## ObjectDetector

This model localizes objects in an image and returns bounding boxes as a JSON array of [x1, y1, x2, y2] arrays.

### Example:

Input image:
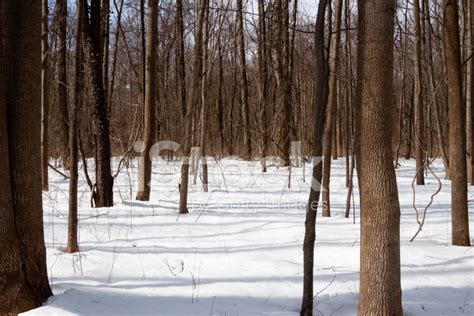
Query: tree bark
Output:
[[2, 0, 53, 308], [237, 0, 252, 160], [414, 0, 425, 185], [322, 0, 343, 217], [66, 0, 85, 254], [136, 0, 158, 201], [300, 0, 329, 314], [444, 0, 471, 246], [58, 0, 70, 168], [83, 0, 114, 207], [467, 0, 474, 185], [356, 0, 403, 314], [179, 0, 207, 214], [41, 0, 50, 191], [257, 0, 268, 172]]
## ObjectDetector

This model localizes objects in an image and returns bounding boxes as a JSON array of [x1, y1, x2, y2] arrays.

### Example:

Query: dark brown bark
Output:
[[0, 2, 43, 313], [356, 0, 402, 314], [41, 0, 50, 191], [444, 0, 471, 246], [2, 0, 53, 309], [83, 0, 114, 207], [136, 0, 158, 201], [414, 0, 425, 185], [58, 0, 70, 167], [468, 0, 474, 185], [300, 0, 329, 314]]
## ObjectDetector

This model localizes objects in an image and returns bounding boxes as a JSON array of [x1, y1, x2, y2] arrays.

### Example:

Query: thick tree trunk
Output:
[[321, 0, 343, 217], [58, 0, 70, 167], [444, 0, 471, 246], [41, 0, 50, 191], [0, 2, 45, 313], [468, 0, 474, 185], [66, 0, 85, 254], [83, 0, 114, 207], [136, 0, 158, 201], [237, 0, 252, 160], [356, 0, 403, 314], [300, 0, 329, 314], [2, 0, 53, 308]]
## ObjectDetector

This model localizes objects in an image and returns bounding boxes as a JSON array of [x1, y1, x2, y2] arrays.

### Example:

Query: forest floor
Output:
[[24, 158, 473, 316]]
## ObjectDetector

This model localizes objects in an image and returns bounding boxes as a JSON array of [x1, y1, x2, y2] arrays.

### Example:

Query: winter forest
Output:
[[0, 0, 473, 315]]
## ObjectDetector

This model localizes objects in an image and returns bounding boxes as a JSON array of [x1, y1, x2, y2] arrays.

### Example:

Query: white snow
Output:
[[23, 158, 474, 315]]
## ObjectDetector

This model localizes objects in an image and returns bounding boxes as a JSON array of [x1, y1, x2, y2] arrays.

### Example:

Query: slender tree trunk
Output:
[[136, 0, 158, 201], [258, 0, 268, 172], [356, 1, 403, 314], [179, 0, 207, 214], [199, 3, 210, 193], [101, 0, 110, 103], [41, 0, 50, 191], [66, 0, 84, 254], [322, 0, 343, 217], [444, 0, 471, 246], [414, 0, 425, 185], [3, 0, 53, 306], [300, 0, 329, 314], [58, 0, 70, 168], [83, 0, 114, 207], [237, 0, 252, 160], [425, 0, 450, 179]]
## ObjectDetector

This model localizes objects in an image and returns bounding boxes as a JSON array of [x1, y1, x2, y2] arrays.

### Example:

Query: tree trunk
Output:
[[179, 0, 207, 214], [321, 0, 343, 217], [356, 0, 403, 314], [41, 0, 50, 191], [199, 3, 210, 193], [66, 0, 85, 254], [83, 0, 114, 207], [257, 0, 268, 172], [136, 0, 158, 201], [414, 0, 425, 185], [58, 0, 70, 168], [2, 0, 53, 309], [237, 0, 252, 160], [444, 0, 471, 246], [300, 0, 329, 314], [468, 0, 474, 185]]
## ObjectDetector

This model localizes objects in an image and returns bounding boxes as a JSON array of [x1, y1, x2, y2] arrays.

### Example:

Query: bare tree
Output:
[[414, 0, 425, 185], [321, 0, 343, 217], [179, 0, 208, 214], [301, 0, 329, 314], [58, 0, 70, 167], [237, 0, 252, 160], [66, 0, 85, 254], [82, 0, 114, 207], [444, 0, 471, 246], [136, 0, 159, 201]]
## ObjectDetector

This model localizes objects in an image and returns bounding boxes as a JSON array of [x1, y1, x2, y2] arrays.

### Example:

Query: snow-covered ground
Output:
[[24, 158, 473, 315]]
